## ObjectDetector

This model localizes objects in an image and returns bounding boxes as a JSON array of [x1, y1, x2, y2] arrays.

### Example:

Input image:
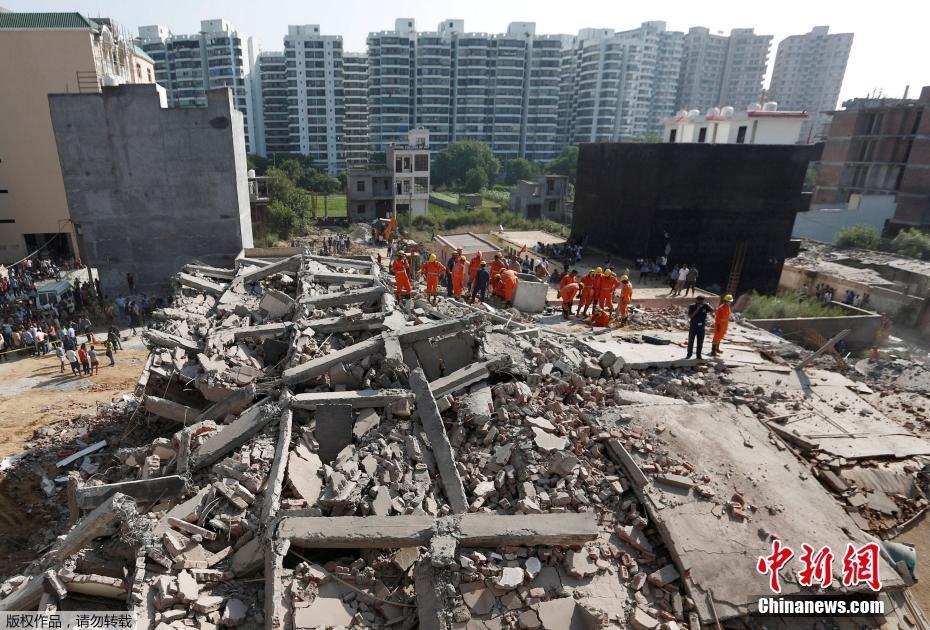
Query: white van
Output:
[[36, 281, 74, 311]]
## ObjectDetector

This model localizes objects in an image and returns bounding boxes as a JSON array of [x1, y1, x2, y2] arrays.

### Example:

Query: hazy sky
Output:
[[8, 0, 927, 104]]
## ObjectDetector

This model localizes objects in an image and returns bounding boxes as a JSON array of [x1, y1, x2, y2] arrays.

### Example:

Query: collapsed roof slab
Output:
[[279, 516, 435, 549], [611, 402, 904, 622], [304, 313, 386, 334], [290, 389, 414, 410], [307, 271, 378, 286], [298, 286, 385, 309], [282, 336, 385, 386], [238, 254, 302, 284], [176, 272, 227, 296]]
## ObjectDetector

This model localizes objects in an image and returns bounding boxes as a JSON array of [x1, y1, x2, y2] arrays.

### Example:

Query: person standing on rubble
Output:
[[391, 251, 413, 301], [558, 269, 577, 302], [598, 268, 621, 314], [445, 248, 461, 297], [488, 252, 506, 297], [617, 275, 633, 326], [577, 268, 599, 317], [418, 254, 444, 305], [685, 266, 699, 296], [451, 256, 467, 299], [470, 260, 490, 304], [560, 275, 580, 319], [711, 294, 733, 357], [467, 251, 483, 292], [685, 295, 713, 360]]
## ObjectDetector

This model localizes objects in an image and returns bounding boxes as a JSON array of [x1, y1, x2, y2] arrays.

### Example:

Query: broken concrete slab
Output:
[[395, 314, 482, 344], [259, 289, 296, 318], [605, 439, 648, 489], [190, 400, 275, 470], [353, 408, 380, 440], [291, 389, 414, 410], [308, 271, 378, 285], [457, 513, 598, 547], [293, 597, 354, 629], [239, 254, 301, 284], [299, 286, 385, 309], [195, 383, 257, 423], [287, 451, 323, 504], [410, 369, 469, 514], [143, 395, 201, 425], [305, 312, 386, 334], [429, 356, 511, 399], [260, 407, 293, 525], [315, 404, 353, 464], [176, 272, 227, 296], [143, 329, 200, 353], [282, 336, 385, 386], [228, 322, 290, 341], [279, 516, 435, 548], [230, 536, 263, 577], [74, 475, 187, 510], [414, 561, 449, 630]]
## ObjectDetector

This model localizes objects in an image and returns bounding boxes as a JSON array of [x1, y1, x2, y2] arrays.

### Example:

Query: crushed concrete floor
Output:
[[1, 251, 930, 628]]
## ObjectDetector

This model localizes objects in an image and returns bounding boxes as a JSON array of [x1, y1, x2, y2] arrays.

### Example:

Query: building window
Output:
[[736, 126, 747, 144], [356, 180, 366, 192], [414, 154, 428, 171], [546, 179, 555, 194], [697, 127, 707, 143], [668, 129, 677, 142], [547, 199, 557, 213], [357, 204, 366, 215], [395, 157, 403, 173]]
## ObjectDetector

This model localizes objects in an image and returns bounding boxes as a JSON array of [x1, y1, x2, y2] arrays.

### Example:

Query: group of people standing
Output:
[[390, 248, 519, 307], [556, 267, 634, 327]]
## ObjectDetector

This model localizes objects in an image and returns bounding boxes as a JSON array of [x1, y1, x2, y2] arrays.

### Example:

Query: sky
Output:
[[7, 0, 928, 104]]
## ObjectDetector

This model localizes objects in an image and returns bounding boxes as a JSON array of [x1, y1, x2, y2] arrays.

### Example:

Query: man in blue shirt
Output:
[[470, 261, 490, 304], [685, 295, 713, 360]]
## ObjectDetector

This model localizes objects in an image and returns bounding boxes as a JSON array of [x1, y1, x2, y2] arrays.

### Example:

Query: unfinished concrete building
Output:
[[572, 142, 821, 294], [48, 84, 253, 297]]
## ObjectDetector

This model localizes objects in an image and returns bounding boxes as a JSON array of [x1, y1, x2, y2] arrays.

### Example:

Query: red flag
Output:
[[519, 245, 527, 255]]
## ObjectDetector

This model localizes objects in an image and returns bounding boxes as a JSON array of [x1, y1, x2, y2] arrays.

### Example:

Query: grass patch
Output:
[[744, 292, 849, 319], [430, 191, 458, 204], [310, 194, 347, 217]]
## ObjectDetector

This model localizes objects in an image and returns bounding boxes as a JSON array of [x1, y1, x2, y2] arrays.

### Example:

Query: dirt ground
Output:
[[0, 342, 149, 458], [894, 512, 930, 614]]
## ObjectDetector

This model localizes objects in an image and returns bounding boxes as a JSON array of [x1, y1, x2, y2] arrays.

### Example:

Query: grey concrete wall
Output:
[[748, 303, 882, 351], [792, 196, 896, 243], [49, 85, 253, 298]]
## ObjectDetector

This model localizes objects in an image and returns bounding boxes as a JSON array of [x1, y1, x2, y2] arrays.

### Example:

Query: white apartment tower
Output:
[[678, 27, 771, 112], [137, 19, 256, 152], [255, 52, 291, 155], [343, 53, 370, 167], [367, 19, 417, 153], [284, 25, 344, 174], [768, 26, 853, 142]]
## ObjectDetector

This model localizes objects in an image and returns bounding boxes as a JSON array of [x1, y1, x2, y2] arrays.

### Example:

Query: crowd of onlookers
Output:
[[808, 283, 872, 308]]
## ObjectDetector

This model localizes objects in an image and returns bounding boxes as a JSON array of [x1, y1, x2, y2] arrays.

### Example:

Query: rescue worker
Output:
[[489, 252, 507, 297], [451, 255, 467, 299], [499, 268, 518, 306], [618, 274, 633, 326], [577, 268, 599, 317], [419, 254, 445, 305], [591, 307, 611, 327], [470, 260, 490, 304], [445, 248, 462, 297], [711, 294, 733, 356], [561, 278, 580, 319], [685, 295, 713, 360], [468, 251, 483, 291], [598, 268, 621, 312], [558, 269, 578, 300], [391, 251, 413, 300]]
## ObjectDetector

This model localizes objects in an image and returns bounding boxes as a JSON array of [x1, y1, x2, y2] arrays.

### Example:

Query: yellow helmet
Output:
[[459, 256, 466, 262], [594, 267, 603, 274], [480, 260, 487, 266], [723, 294, 733, 302], [396, 251, 405, 257], [604, 269, 613, 277], [428, 254, 437, 262], [620, 274, 629, 281]]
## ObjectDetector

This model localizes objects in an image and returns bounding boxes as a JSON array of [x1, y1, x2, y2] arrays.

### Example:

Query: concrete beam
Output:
[[430, 356, 511, 399], [308, 254, 374, 269], [282, 336, 385, 386], [183, 264, 237, 280], [237, 256, 273, 268], [457, 512, 599, 547], [291, 389, 414, 410], [395, 314, 482, 344], [415, 562, 451, 630], [75, 476, 187, 510], [306, 313, 386, 334], [410, 369, 469, 514], [190, 399, 274, 470], [143, 395, 200, 425], [299, 286, 386, 309], [239, 254, 302, 284], [229, 322, 290, 341], [176, 272, 227, 295], [308, 272, 378, 286], [605, 439, 649, 489], [196, 383, 257, 424], [260, 408, 293, 525], [280, 516, 434, 548], [264, 538, 291, 630], [142, 330, 200, 353], [51, 493, 134, 563]]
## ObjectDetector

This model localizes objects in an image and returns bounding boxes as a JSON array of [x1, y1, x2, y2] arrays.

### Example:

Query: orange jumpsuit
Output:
[[391, 258, 412, 298], [713, 302, 731, 345], [619, 281, 633, 318], [489, 259, 507, 295], [558, 273, 575, 299], [561, 282, 579, 316], [579, 273, 597, 312], [468, 253, 483, 288], [499, 269, 518, 303], [451, 260, 466, 297], [591, 310, 611, 327], [420, 260, 445, 298], [598, 275, 621, 310]]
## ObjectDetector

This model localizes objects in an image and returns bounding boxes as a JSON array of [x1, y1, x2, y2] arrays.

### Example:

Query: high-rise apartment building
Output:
[[0, 11, 155, 263], [678, 27, 771, 112], [367, 19, 417, 154], [768, 26, 854, 142], [137, 19, 256, 152], [283, 25, 344, 174], [343, 53, 370, 168], [255, 52, 291, 155]]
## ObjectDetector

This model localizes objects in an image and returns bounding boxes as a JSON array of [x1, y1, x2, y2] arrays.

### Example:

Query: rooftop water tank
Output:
[[721, 106, 734, 118], [748, 102, 762, 112], [762, 101, 779, 111]]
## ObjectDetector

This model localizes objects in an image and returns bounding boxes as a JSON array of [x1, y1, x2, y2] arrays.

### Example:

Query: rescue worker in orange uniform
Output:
[[419, 254, 445, 305], [617, 274, 633, 326], [451, 255, 467, 299], [391, 251, 412, 300], [488, 252, 507, 296], [577, 268, 599, 317], [499, 268, 518, 306], [598, 268, 621, 312], [558, 269, 577, 300], [711, 294, 733, 356], [561, 279, 580, 319], [591, 308, 611, 327], [468, 251, 483, 291]]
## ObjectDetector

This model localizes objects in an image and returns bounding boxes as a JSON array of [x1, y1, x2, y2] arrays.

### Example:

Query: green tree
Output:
[[462, 167, 489, 193], [835, 225, 883, 250], [247, 154, 270, 175], [503, 157, 540, 184], [267, 200, 298, 239], [545, 145, 578, 184], [891, 228, 930, 259], [432, 140, 501, 191]]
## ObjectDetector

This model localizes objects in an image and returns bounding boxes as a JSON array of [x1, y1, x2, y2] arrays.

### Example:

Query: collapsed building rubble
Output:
[[1, 249, 929, 629]]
